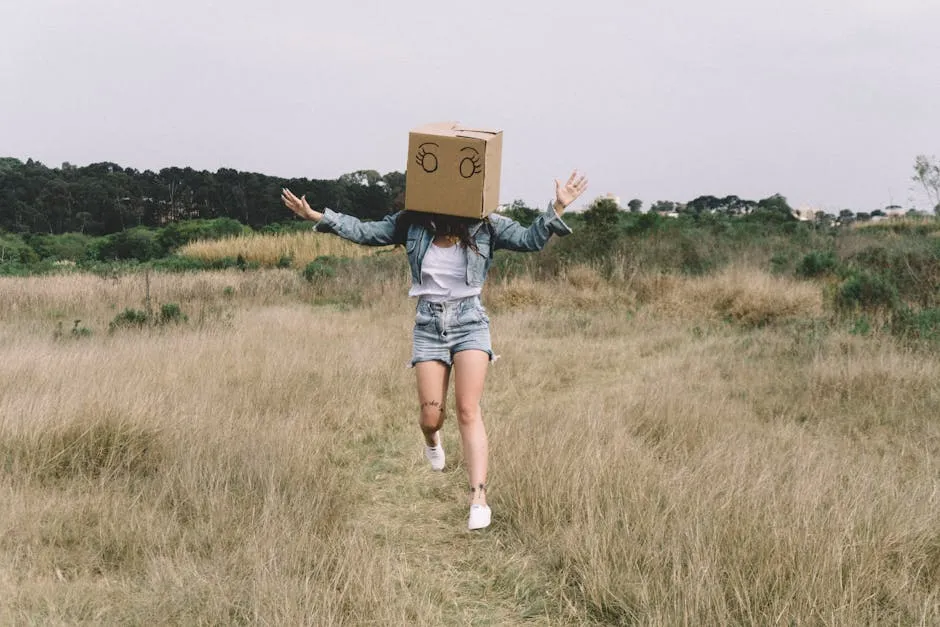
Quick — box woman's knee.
[419,400,445,429]
[455,401,481,426]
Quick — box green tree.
[502,199,539,226]
[913,155,940,215]
[0,157,23,173]
[95,227,165,261]
[382,171,406,212]
[752,194,795,222]
[650,200,677,214]
[814,211,834,228]
[685,194,757,216]
[627,198,642,213]
[583,197,620,229]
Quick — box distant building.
[884,205,906,219]
[792,206,819,222]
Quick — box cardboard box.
[404,122,503,219]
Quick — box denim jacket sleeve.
[489,202,573,252]
[313,208,403,246]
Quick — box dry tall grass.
[178,231,391,268]
[2,264,938,624]
[851,216,940,233]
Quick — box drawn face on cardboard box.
[404,122,503,219]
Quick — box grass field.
[178,230,392,269]
[1,261,939,624]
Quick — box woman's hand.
[553,171,589,216]
[281,188,323,222]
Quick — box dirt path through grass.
[344,415,558,625]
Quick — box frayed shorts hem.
[408,348,498,369]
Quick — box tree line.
[2,153,937,240]
[0,157,404,236]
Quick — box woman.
[281,171,588,530]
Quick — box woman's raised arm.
[282,187,400,246]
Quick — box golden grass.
[851,216,939,232]
[485,265,636,312]
[640,265,825,325]
[1,265,938,624]
[178,231,393,268]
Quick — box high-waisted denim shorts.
[410,295,494,367]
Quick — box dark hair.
[393,211,485,253]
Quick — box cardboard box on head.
[405,122,503,219]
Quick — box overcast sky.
[2,0,938,212]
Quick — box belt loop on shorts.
[419,295,479,313]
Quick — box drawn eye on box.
[415,142,482,179]
[459,147,483,179]
[415,142,439,173]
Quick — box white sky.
[2,0,938,212]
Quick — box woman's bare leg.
[453,350,489,506]
[415,360,450,446]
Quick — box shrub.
[53,320,93,340]
[676,234,714,275]
[835,271,898,312]
[848,243,940,307]
[500,201,540,227]
[157,218,249,251]
[850,316,872,336]
[303,256,340,282]
[149,255,241,273]
[70,320,93,338]
[769,252,791,275]
[621,211,664,237]
[109,308,149,331]
[159,303,187,324]
[0,232,39,264]
[796,250,838,278]
[95,228,166,262]
[27,232,95,261]
[149,255,211,272]
[891,307,940,343]
[258,220,317,235]
[0,261,24,276]
[108,303,188,331]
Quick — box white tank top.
[407,242,482,302]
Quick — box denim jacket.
[314,203,572,287]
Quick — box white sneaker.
[468,504,492,530]
[424,434,445,471]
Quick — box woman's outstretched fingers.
[555,170,589,212]
[281,188,320,221]
[281,188,297,210]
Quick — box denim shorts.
[410,295,494,367]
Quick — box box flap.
[455,126,501,140]
[412,121,459,135]
[455,130,501,142]
[410,122,501,141]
